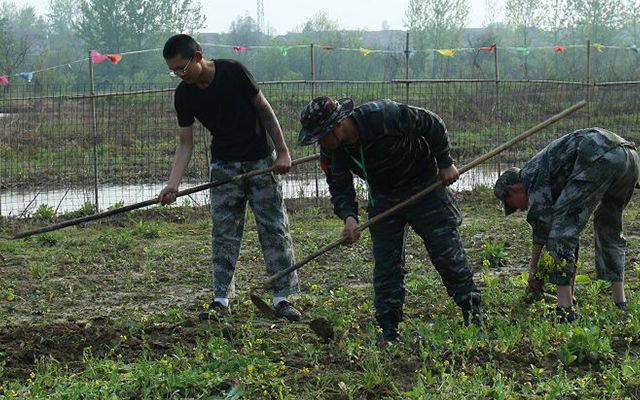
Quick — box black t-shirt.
[174,59,270,161]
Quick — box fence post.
[310,43,319,204]
[494,45,501,176]
[87,50,99,210]
[405,31,410,104]
[586,40,592,127]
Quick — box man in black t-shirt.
[158,34,301,322]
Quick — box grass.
[0,188,640,398]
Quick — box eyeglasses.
[168,57,193,77]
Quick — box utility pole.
[257,0,264,33]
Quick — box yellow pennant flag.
[359,48,371,56]
[593,43,604,52]
[436,49,456,57]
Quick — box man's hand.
[158,185,178,205]
[438,164,460,186]
[273,150,292,174]
[342,216,360,244]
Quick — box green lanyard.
[348,145,376,207]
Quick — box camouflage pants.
[368,185,479,323]
[209,153,299,298]
[548,145,640,285]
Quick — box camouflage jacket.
[520,127,634,244]
[320,99,454,222]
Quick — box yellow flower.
[120,335,128,342]
[246,364,254,374]
[29,372,35,379]
[202,302,210,310]
[482,259,491,268]
[302,367,310,375]
[310,284,319,292]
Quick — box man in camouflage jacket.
[494,128,639,322]
[298,96,482,342]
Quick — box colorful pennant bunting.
[436,49,456,57]
[90,50,122,64]
[279,46,290,56]
[321,45,336,50]
[516,47,530,55]
[592,43,604,52]
[359,48,371,56]
[19,72,33,82]
[553,46,566,53]
[106,54,122,64]
[232,46,248,53]
[480,44,496,52]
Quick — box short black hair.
[163,34,202,60]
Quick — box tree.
[541,0,572,43]
[403,0,469,78]
[566,0,622,43]
[76,0,205,52]
[228,13,261,46]
[505,0,542,47]
[621,0,640,44]
[298,11,340,33]
[47,0,78,41]
[74,0,205,84]
[404,0,469,48]
[0,3,47,77]
[505,0,543,78]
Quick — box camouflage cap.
[493,167,522,216]
[298,96,354,146]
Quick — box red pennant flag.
[232,46,248,53]
[106,54,122,64]
[553,46,566,53]
[90,50,122,64]
[320,45,336,50]
[480,44,496,52]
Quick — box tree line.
[1,0,639,90]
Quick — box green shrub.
[33,203,55,220]
[558,326,613,365]
[479,239,509,268]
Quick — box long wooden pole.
[88,50,100,209]
[13,154,320,239]
[258,100,586,289]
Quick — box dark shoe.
[376,325,400,348]
[376,332,400,348]
[274,300,301,322]
[376,313,400,344]
[615,302,628,311]
[199,301,229,320]
[459,292,482,327]
[555,306,577,323]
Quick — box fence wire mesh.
[1,80,639,217]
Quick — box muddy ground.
[1,188,639,397]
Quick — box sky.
[20,0,504,34]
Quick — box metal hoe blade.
[250,293,276,318]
